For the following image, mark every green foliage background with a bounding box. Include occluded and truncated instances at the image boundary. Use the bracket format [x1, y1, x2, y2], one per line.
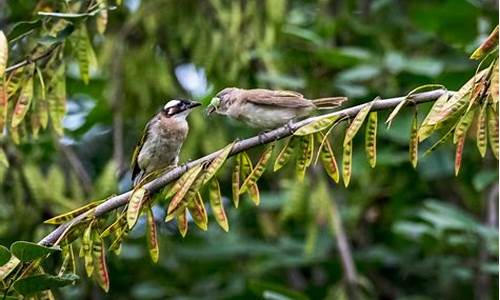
[0, 0, 498, 299]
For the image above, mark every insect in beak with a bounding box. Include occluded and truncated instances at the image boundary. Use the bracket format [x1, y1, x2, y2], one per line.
[206, 97, 220, 116]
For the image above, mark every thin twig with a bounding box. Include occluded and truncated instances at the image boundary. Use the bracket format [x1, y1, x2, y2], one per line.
[5, 44, 61, 74]
[39, 89, 450, 246]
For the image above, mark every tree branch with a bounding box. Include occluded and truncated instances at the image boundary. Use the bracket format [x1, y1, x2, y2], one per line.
[39, 89, 450, 246]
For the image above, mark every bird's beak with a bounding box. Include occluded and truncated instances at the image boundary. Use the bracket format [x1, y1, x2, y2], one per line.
[186, 101, 202, 110]
[206, 105, 216, 116]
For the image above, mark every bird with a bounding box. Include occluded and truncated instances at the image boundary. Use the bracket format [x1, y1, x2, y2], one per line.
[131, 99, 201, 186]
[206, 87, 347, 129]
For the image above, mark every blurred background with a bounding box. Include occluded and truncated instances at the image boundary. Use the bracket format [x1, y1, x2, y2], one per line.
[1, 0, 498, 299]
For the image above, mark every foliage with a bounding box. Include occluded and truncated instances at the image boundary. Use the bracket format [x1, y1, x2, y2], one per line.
[0, 0, 498, 299]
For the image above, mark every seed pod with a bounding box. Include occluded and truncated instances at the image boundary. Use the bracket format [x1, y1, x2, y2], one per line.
[365, 111, 377, 168]
[231, 155, 241, 208]
[11, 76, 33, 128]
[344, 101, 374, 146]
[166, 164, 203, 217]
[92, 235, 109, 292]
[318, 134, 339, 183]
[476, 103, 488, 157]
[487, 105, 499, 159]
[273, 137, 298, 172]
[409, 112, 419, 168]
[240, 143, 275, 194]
[209, 179, 229, 232]
[418, 91, 449, 141]
[82, 222, 94, 277]
[145, 204, 159, 263]
[342, 138, 352, 187]
[294, 115, 340, 136]
[177, 208, 188, 237]
[296, 135, 313, 181]
[202, 142, 234, 185]
[489, 60, 498, 107]
[453, 108, 476, 144]
[470, 25, 498, 60]
[187, 192, 208, 231]
[126, 187, 147, 229]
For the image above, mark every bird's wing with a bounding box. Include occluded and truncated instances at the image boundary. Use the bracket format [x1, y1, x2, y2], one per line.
[131, 118, 153, 182]
[242, 89, 314, 108]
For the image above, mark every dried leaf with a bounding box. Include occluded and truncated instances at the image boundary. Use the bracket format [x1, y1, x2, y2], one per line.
[294, 115, 340, 136]
[187, 192, 208, 231]
[92, 235, 109, 292]
[487, 105, 499, 159]
[470, 25, 499, 60]
[365, 111, 377, 168]
[145, 204, 159, 263]
[166, 164, 203, 217]
[342, 138, 352, 187]
[318, 134, 339, 183]
[202, 142, 234, 185]
[476, 103, 488, 157]
[126, 187, 147, 229]
[0, 31, 7, 79]
[418, 91, 449, 141]
[240, 143, 275, 194]
[11, 76, 33, 128]
[344, 100, 374, 146]
[409, 112, 418, 168]
[176, 208, 188, 237]
[209, 179, 229, 232]
[273, 137, 298, 172]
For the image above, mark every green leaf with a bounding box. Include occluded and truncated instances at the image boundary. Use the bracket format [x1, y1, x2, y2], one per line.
[0, 245, 11, 265]
[10, 241, 60, 262]
[13, 273, 79, 295]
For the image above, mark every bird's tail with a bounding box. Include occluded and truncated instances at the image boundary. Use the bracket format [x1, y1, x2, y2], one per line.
[312, 97, 348, 110]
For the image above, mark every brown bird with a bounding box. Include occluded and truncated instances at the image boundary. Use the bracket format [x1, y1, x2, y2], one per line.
[131, 99, 201, 186]
[206, 88, 347, 129]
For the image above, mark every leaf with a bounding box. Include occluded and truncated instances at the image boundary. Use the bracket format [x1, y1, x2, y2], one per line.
[145, 204, 159, 263]
[453, 107, 476, 144]
[202, 142, 234, 185]
[487, 105, 499, 159]
[240, 143, 275, 194]
[387, 84, 445, 127]
[365, 111, 377, 167]
[187, 193, 208, 231]
[127, 187, 147, 229]
[11, 76, 33, 128]
[10, 241, 60, 262]
[0, 255, 19, 280]
[296, 135, 313, 182]
[273, 136, 298, 172]
[82, 222, 94, 277]
[318, 134, 340, 183]
[409, 112, 419, 168]
[231, 155, 241, 208]
[44, 200, 104, 224]
[166, 164, 204, 217]
[342, 138, 352, 187]
[294, 115, 340, 136]
[470, 25, 498, 60]
[13, 273, 79, 295]
[418, 91, 449, 141]
[209, 179, 229, 232]
[0, 30, 7, 79]
[344, 100, 374, 146]
[176, 208, 188, 237]
[476, 103, 488, 157]
[0, 245, 11, 266]
[96, 0, 108, 34]
[92, 235, 109, 292]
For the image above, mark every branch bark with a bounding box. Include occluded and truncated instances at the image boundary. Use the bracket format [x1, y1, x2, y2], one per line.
[39, 89, 450, 246]
[5, 43, 61, 74]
